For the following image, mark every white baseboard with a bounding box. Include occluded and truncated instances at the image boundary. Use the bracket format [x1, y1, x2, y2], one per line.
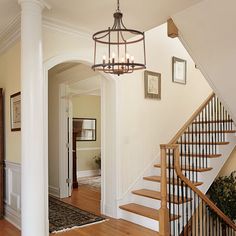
[4, 204, 21, 230]
[49, 186, 60, 198]
[77, 169, 101, 178]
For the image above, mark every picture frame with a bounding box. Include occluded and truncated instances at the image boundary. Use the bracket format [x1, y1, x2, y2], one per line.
[172, 56, 187, 84]
[144, 70, 161, 99]
[73, 118, 96, 141]
[10, 92, 21, 131]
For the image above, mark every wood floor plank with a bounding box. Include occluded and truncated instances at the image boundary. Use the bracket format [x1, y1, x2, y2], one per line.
[0, 184, 158, 236]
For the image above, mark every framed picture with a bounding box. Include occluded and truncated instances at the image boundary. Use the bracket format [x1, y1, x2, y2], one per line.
[172, 56, 187, 84]
[10, 92, 21, 131]
[144, 70, 161, 99]
[73, 118, 96, 141]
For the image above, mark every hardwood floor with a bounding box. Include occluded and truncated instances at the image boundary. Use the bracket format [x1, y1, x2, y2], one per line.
[0, 219, 20, 236]
[62, 185, 101, 216]
[0, 184, 158, 236]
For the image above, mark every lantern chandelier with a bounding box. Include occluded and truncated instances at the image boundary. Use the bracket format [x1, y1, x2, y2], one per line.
[91, 0, 146, 76]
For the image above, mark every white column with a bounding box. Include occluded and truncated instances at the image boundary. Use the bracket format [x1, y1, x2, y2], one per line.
[18, 1, 48, 235]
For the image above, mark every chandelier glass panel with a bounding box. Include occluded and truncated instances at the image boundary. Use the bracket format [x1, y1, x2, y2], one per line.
[92, 0, 146, 76]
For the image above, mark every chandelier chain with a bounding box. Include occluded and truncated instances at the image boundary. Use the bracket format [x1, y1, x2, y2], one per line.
[117, 0, 120, 12]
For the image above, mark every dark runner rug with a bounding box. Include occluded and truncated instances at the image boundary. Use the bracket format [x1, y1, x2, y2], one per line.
[49, 197, 106, 233]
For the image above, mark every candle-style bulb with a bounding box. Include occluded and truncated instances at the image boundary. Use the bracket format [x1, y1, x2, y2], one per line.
[121, 57, 125, 63]
[131, 56, 134, 63]
[112, 52, 115, 59]
[103, 55, 106, 65]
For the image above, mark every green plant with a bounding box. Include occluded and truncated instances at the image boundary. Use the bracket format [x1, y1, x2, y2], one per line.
[93, 153, 101, 169]
[208, 171, 236, 221]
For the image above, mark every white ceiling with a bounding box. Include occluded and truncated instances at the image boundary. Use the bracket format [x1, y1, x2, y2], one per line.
[0, 0, 202, 36]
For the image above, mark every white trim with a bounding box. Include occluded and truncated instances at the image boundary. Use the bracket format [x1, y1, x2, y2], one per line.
[0, 14, 21, 55]
[0, 14, 91, 56]
[42, 16, 92, 39]
[77, 147, 101, 151]
[4, 204, 21, 230]
[4, 161, 21, 230]
[48, 186, 60, 198]
[58, 83, 70, 198]
[43, 53, 117, 235]
[77, 169, 101, 178]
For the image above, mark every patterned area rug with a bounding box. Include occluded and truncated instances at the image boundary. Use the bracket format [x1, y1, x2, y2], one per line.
[49, 197, 105, 233]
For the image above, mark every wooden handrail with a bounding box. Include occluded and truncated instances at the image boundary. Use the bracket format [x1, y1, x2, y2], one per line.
[173, 146, 236, 231]
[168, 92, 215, 145]
[159, 145, 170, 236]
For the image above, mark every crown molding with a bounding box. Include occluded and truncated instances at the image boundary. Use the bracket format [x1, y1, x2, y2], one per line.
[18, 0, 51, 10]
[0, 14, 21, 55]
[42, 16, 92, 39]
[0, 14, 93, 55]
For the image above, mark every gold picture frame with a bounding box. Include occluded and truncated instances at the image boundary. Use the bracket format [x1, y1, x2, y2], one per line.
[144, 70, 161, 99]
[10, 92, 21, 131]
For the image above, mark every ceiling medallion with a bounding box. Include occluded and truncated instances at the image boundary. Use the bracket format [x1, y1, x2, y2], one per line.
[92, 0, 146, 76]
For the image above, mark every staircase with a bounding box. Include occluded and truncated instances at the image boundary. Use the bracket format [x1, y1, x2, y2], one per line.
[119, 93, 236, 235]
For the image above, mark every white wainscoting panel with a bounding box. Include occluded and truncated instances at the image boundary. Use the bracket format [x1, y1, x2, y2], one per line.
[4, 161, 21, 229]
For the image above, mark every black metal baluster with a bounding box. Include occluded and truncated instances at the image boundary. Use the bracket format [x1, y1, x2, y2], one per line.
[181, 179, 185, 236]
[168, 149, 172, 234]
[177, 175, 180, 235]
[214, 96, 217, 155]
[172, 149, 176, 236]
[201, 111, 204, 169]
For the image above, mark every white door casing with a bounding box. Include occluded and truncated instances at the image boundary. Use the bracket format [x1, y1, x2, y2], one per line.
[43, 54, 118, 235]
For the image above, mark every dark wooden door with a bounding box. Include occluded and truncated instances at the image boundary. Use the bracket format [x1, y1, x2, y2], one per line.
[72, 132, 78, 188]
[0, 89, 4, 218]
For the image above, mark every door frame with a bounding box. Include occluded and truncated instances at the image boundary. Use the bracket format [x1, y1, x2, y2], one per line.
[43, 53, 118, 236]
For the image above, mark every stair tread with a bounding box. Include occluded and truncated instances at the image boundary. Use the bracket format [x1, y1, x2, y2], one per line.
[143, 175, 203, 186]
[119, 203, 179, 221]
[192, 119, 233, 124]
[185, 130, 236, 134]
[154, 164, 213, 172]
[180, 153, 222, 158]
[132, 189, 192, 204]
[177, 141, 229, 145]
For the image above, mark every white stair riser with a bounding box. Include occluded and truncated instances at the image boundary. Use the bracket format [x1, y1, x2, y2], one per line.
[119, 209, 159, 232]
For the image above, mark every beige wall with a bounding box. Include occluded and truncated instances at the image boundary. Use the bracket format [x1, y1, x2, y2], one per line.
[219, 148, 236, 176]
[48, 73, 60, 188]
[72, 95, 101, 171]
[0, 42, 21, 164]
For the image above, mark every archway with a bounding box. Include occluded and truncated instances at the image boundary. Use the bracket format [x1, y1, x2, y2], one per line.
[43, 53, 118, 235]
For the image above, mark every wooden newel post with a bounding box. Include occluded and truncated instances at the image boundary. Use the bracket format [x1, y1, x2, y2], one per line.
[159, 145, 170, 236]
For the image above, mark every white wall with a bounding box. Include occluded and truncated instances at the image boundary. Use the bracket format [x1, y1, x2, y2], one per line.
[116, 23, 212, 196]
[172, 0, 236, 121]
[219, 147, 236, 176]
